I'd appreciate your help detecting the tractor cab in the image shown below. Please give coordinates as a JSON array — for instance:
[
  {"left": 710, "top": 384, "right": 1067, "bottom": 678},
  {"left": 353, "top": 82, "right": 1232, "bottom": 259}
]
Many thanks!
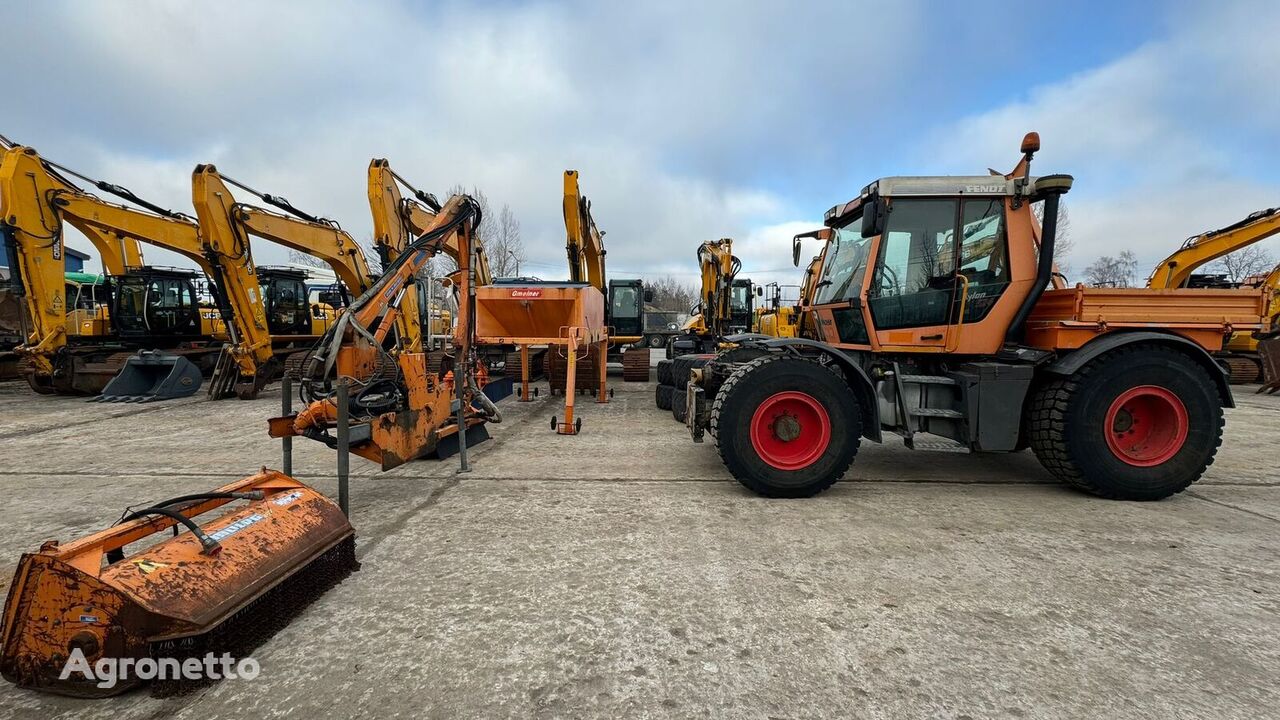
[
  {"left": 111, "top": 267, "right": 206, "bottom": 340},
  {"left": 806, "top": 158, "right": 1068, "bottom": 355}
]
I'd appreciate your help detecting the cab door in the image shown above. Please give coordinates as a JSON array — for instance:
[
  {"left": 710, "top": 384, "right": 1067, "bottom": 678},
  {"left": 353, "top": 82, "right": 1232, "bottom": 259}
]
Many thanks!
[{"left": 864, "top": 196, "right": 1013, "bottom": 353}]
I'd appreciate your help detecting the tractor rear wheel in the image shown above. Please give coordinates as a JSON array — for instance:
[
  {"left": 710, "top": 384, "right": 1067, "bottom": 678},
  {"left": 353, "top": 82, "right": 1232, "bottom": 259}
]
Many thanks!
[
  {"left": 1028, "top": 345, "right": 1223, "bottom": 500},
  {"left": 710, "top": 355, "right": 860, "bottom": 498}
]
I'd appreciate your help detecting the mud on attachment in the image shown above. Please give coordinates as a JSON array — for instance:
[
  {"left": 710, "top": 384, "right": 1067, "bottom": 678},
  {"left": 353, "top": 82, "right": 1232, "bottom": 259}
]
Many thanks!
[{"left": 0, "top": 471, "right": 356, "bottom": 697}]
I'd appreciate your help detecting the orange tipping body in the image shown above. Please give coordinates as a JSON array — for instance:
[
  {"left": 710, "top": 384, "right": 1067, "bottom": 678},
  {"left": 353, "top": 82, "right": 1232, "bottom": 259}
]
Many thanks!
[
  {"left": 0, "top": 471, "right": 355, "bottom": 697},
  {"left": 1026, "top": 285, "right": 1267, "bottom": 352}
]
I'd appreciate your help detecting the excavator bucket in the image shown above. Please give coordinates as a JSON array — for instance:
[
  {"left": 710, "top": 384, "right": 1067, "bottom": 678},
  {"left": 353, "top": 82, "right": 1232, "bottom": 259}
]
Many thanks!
[
  {"left": 93, "top": 351, "right": 203, "bottom": 403},
  {"left": 0, "top": 471, "right": 356, "bottom": 697}
]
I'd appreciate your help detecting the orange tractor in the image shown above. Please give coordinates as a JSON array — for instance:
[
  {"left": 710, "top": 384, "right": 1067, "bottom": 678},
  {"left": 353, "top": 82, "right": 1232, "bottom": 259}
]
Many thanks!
[{"left": 684, "top": 133, "right": 1265, "bottom": 501}]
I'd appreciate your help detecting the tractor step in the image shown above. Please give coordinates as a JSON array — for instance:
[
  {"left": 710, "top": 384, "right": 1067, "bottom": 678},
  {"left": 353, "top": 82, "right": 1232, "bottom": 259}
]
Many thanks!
[
  {"left": 900, "top": 432, "right": 970, "bottom": 453},
  {"left": 911, "top": 407, "right": 964, "bottom": 419},
  {"left": 898, "top": 374, "right": 957, "bottom": 386}
]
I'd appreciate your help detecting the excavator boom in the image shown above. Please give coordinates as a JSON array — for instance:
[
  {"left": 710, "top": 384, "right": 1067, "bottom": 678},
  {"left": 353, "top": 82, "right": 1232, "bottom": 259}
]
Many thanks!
[{"left": 1148, "top": 207, "right": 1280, "bottom": 289}]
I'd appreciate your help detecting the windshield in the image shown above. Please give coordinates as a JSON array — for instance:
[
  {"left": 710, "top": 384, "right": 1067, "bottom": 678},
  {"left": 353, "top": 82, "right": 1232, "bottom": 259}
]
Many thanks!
[
  {"left": 814, "top": 223, "right": 873, "bottom": 305},
  {"left": 730, "top": 283, "right": 750, "bottom": 312},
  {"left": 611, "top": 286, "right": 640, "bottom": 318}
]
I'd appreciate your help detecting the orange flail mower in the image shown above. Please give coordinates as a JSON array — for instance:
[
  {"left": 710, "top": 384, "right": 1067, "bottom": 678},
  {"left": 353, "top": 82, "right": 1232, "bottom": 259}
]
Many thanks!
[{"left": 0, "top": 470, "right": 355, "bottom": 697}]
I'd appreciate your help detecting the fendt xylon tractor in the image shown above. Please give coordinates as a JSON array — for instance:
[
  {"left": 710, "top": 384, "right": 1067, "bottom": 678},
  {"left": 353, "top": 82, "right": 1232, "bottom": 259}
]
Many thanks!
[{"left": 683, "top": 133, "right": 1266, "bottom": 501}]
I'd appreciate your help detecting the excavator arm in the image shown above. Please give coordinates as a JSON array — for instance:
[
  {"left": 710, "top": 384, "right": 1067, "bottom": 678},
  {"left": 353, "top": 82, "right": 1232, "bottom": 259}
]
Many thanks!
[
  {"left": 368, "top": 158, "right": 493, "bottom": 287},
  {"left": 1148, "top": 207, "right": 1280, "bottom": 289},
  {"left": 202, "top": 165, "right": 420, "bottom": 352},
  {"left": 563, "top": 170, "right": 605, "bottom": 291}
]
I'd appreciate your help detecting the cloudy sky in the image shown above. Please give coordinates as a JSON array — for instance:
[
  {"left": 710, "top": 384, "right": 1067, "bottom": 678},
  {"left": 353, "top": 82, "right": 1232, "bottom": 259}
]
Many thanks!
[{"left": 5, "top": 0, "right": 1278, "bottom": 289}]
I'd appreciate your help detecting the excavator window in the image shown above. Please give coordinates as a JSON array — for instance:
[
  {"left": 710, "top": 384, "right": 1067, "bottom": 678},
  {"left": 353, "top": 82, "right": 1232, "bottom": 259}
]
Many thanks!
[
  {"left": 868, "top": 198, "right": 958, "bottom": 329},
  {"left": 611, "top": 285, "right": 640, "bottom": 318}
]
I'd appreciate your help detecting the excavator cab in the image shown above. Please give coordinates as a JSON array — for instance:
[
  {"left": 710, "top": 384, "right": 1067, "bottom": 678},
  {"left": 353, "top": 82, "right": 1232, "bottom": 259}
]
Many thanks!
[
  {"left": 110, "top": 268, "right": 205, "bottom": 340},
  {"left": 255, "top": 268, "right": 312, "bottom": 336},
  {"left": 607, "top": 278, "right": 647, "bottom": 339},
  {"left": 729, "top": 278, "right": 754, "bottom": 334}
]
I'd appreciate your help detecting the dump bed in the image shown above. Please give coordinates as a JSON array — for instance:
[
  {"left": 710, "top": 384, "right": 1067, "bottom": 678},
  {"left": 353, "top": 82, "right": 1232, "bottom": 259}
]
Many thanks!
[{"left": 1026, "top": 285, "right": 1266, "bottom": 352}]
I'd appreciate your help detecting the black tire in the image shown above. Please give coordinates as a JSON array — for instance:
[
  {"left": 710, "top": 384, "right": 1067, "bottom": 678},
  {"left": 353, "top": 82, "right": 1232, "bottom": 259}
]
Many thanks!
[
  {"left": 657, "top": 359, "right": 674, "bottom": 386},
  {"left": 655, "top": 383, "right": 675, "bottom": 410},
  {"left": 704, "top": 346, "right": 769, "bottom": 400},
  {"left": 671, "top": 354, "right": 714, "bottom": 389},
  {"left": 1028, "top": 344, "right": 1223, "bottom": 501},
  {"left": 710, "top": 355, "right": 860, "bottom": 498},
  {"left": 671, "top": 389, "right": 688, "bottom": 422}
]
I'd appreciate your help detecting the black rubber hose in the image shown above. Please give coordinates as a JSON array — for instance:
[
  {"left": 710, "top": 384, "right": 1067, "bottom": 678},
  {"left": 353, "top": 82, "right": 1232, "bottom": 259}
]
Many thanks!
[
  {"left": 114, "top": 507, "right": 222, "bottom": 556},
  {"left": 1006, "top": 179, "right": 1070, "bottom": 344}
]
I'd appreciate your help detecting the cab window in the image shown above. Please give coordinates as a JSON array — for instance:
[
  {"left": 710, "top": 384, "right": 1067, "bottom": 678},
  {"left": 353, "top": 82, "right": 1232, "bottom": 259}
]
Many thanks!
[
  {"left": 815, "top": 224, "right": 873, "bottom": 305},
  {"left": 957, "top": 198, "right": 1009, "bottom": 322},
  {"left": 868, "top": 198, "right": 957, "bottom": 329}
]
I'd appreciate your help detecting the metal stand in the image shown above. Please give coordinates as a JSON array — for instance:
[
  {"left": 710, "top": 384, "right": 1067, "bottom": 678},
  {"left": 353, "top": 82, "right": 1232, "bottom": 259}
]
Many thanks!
[
  {"left": 336, "top": 379, "right": 350, "bottom": 517},
  {"left": 281, "top": 376, "right": 293, "bottom": 476}
]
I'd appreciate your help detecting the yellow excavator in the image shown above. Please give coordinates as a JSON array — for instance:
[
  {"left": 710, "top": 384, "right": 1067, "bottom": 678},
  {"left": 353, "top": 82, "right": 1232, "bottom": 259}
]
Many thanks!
[
  {"left": 367, "top": 158, "right": 485, "bottom": 348},
  {"left": 667, "top": 238, "right": 754, "bottom": 357},
  {"left": 0, "top": 145, "right": 232, "bottom": 395},
  {"left": 751, "top": 283, "right": 801, "bottom": 338},
  {"left": 192, "top": 165, "right": 420, "bottom": 395},
  {"left": 1147, "top": 206, "right": 1280, "bottom": 382},
  {"left": 1, "top": 144, "right": 350, "bottom": 399},
  {"left": 560, "top": 169, "right": 651, "bottom": 382}
]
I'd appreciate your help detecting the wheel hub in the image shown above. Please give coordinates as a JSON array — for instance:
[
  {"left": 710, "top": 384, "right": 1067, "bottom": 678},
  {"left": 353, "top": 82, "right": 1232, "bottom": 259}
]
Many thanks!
[
  {"left": 749, "top": 391, "right": 832, "bottom": 471},
  {"left": 1104, "top": 385, "right": 1189, "bottom": 467},
  {"left": 772, "top": 414, "right": 802, "bottom": 442}
]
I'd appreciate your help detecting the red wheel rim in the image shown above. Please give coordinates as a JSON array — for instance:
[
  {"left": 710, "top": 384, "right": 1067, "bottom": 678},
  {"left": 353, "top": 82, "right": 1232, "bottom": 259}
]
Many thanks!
[
  {"left": 1104, "top": 385, "right": 1189, "bottom": 467},
  {"left": 749, "top": 391, "right": 832, "bottom": 470}
]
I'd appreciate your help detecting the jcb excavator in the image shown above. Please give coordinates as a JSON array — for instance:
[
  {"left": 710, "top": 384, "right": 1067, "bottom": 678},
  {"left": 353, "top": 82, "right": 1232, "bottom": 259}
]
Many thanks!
[
  {"left": 192, "top": 165, "right": 420, "bottom": 396},
  {"left": 2, "top": 144, "right": 333, "bottom": 399},
  {"left": 667, "top": 238, "right": 755, "bottom": 357},
  {"left": 0, "top": 145, "right": 231, "bottom": 395},
  {"left": 683, "top": 132, "right": 1265, "bottom": 503},
  {"left": 1147, "top": 206, "right": 1280, "bottom": 382}
]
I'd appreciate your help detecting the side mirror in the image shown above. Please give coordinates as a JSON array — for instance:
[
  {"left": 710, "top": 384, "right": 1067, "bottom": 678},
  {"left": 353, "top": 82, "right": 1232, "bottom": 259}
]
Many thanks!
[
  {"left": 755, "top": 286, "right": 763, "bottom": 297},
  {"left": 643, "top": 288, "right": 654, "bottom": 303},
  {"left": 792, "top": 237, "right": 802, "bottom": 267},
  {"left": 861, "top": 196, "right": 886, "bottom": 238}
]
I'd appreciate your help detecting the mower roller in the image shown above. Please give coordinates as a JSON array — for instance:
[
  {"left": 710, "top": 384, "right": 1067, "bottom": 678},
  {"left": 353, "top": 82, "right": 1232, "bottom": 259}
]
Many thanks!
[{"left": 0, "top": 470, "right": 356, "bottom": 697}]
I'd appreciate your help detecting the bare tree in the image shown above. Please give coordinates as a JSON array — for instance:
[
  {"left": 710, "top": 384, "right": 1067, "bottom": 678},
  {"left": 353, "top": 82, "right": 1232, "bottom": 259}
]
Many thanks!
[
  {"left": 442, "top": 185, "right": 525, "bottom": 278},
  {"left": 286, "top": 248, "right": 328, "bottom": 269},
  {"left": 1083, "top": 250, "right": 1139, "bottom": 287},
  {"left": 489, "top": 204, "right": 526, "bottom": 277},
  {"left": 1033, "top": 198, "right": 1074, "bottom": 275},
  {"left": 644, "top": 275, "right": 697, "bottom": 312},
  {"left": 1210, "top": 245, "right": 1275, "bottom": 284}
]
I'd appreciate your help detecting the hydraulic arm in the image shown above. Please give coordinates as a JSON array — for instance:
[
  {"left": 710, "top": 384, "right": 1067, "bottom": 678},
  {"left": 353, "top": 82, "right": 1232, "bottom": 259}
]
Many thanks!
[
  {"left": 197, "top": 165, "right": 420, "bottom": 352},
  {"left": 1148, "top": 207, "right": 1280, "bottom": 289},
  {"left": 563, "top": 169, "right": 605, "bottom": 291}
]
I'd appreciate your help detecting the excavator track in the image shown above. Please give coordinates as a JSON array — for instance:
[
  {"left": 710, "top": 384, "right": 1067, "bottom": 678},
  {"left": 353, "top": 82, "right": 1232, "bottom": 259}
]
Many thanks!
[
  {"left": 1224, "top": 355, "right": 1263, "bottom": 384},
  {"left": 544, "top": 344, "right": 603, "bottom": 393},
  {"left": 622, "top": 346, "right": 651, "bottom": 382}
]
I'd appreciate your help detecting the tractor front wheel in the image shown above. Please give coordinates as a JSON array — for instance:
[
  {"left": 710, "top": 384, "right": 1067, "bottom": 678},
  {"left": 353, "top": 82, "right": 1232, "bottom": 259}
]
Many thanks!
[{"left": 710, "top": 355, "right": 860, "bottom": 498}]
